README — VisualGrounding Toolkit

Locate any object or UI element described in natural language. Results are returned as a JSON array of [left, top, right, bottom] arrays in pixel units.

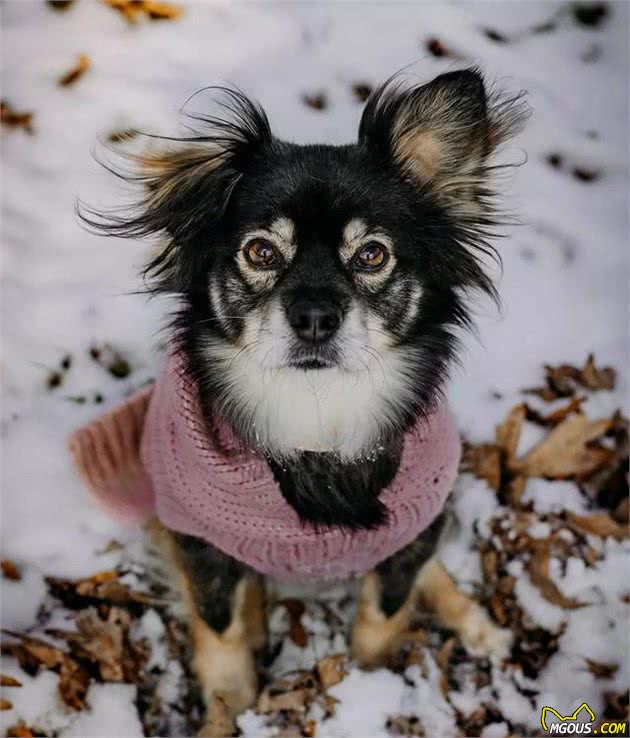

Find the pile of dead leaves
[[382, 355, 627, 737], [464, 354, 627, 521], [1, 570, 158, 734], [1, 562, 206, 738], [460, 355, 628, 726], [523, 353, 616, 401], [250, 655, 346, 738]]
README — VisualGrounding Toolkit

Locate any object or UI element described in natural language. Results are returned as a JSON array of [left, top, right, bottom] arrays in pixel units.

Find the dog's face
[[86, 69, 526, 458], [217, 151, 417, 376]]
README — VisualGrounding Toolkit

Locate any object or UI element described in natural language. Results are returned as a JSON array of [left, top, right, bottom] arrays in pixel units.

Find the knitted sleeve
[[68, 386, 156, 525]]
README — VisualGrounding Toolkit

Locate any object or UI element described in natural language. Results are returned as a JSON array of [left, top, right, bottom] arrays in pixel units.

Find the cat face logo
[[541, 703, 596, 734]]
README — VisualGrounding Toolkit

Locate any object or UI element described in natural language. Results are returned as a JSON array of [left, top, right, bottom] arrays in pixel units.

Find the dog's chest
[[266, 446, 401, 531]]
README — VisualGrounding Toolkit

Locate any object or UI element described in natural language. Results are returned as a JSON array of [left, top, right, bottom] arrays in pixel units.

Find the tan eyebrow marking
[[340, 218, 396, 291], [235, 216, 297, 291], [340, 218, 370, 263]]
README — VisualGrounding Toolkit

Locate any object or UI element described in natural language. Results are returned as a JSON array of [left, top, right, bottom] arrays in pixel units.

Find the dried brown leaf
[[103, 0, 183, 23], [144, 0, 183, 19], [525, 396, 586, 427], [256, 670, 319, 718], [6, 723, 41, 738], [1, 102, 34, 133], [510, 414, 612, 479], [386, 714, 426, 736], [566, 512, 629, 541], [527, 543, 584, 609], [315, 654, 346, 690], [1, 559, 22, 581], [545, 364, 580, 398], [524, 355, 616, 402], [88, 344, 132, 380], [489, 592, 509, 626], [257, 687, 310, 713], [50, 607, 146, 684], [302, 92, 327, 111], [1, 674, 22, 687], [458, 705, 505, 737], [46, 570, 153, 610], [505, 475, 527, 506], [1, 632, 65, 671], [58, 657, 90, 710], [282, 599, 308, 648], [465, 443, 502, 491], [496, 403, 526, 460], [426, 37, 450, 57], [351, 83, 372, 102], [585, 658, 618, 679], [480, 546, 498, 584], [436, 636, 456, 672], [78, 607, 137, 682], [497, 575, 516, 595], [47, 0, 76, 10], [580, 354, 616, 391], [58, 54, 91, 86], [523, 385, 559, 402]]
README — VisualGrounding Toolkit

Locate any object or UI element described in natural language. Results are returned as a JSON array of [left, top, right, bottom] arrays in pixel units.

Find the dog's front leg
[[351, 513, 511, 668], [169, 532, 267, 735], [350, 513, 445, 668]]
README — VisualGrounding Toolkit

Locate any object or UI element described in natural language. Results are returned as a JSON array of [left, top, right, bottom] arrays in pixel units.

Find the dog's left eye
[[244, 239, 279, 268], [353, 242, 388, 272]]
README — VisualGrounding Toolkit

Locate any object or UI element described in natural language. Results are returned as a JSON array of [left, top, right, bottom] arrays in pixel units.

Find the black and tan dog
[[80, 68, 527, 733]]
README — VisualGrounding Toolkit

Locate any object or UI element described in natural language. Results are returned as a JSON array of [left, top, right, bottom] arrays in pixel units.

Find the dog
[[78, 67, 528, 733]]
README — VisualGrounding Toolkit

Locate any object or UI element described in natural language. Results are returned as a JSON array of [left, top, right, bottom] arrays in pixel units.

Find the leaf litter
[[2, 355, 627, 736]]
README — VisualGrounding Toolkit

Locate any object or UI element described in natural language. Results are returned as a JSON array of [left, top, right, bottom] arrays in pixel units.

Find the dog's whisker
[[359, 345, 388, 385]]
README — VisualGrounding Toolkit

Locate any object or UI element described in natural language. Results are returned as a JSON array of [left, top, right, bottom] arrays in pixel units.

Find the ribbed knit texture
[[70, 352, 461, 580], [68, 386, 155, 524]]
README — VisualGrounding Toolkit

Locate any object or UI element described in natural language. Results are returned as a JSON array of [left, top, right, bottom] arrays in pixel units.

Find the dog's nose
[[287, 300, 343, 344]]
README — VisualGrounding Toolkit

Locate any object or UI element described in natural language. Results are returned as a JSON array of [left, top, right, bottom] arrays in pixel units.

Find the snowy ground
[[1, 1, 628, 737]]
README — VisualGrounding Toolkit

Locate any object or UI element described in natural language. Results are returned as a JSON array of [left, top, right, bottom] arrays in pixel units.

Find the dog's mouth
[[289, 358, 333, 370], [286, 343, 340, 370]]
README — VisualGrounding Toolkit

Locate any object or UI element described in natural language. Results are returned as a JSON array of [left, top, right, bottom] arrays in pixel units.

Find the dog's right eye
[[244, 239, 279, 268]]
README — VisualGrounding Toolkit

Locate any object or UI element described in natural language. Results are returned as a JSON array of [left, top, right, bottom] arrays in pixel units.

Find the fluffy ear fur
[[77, 88, 272, 293], [358, 69, 529, 220]]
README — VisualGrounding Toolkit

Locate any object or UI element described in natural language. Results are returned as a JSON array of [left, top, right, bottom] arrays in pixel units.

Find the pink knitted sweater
[[69, 353, 461, 580]]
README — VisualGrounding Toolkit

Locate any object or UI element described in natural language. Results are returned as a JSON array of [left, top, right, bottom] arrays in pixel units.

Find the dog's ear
[[78, 89, 271, 293], [358, 69, 527, 218]]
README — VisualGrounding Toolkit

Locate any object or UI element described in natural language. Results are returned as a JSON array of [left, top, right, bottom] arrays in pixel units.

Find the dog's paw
[[198, 693, 238, 737], [350, 572, 412, 669], [193, 635, 257, 728], [350, 613, 394, 668], [459, 603, 513, 661]]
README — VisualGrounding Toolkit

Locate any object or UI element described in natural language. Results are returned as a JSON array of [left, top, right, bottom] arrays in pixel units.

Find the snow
[[1, 1, 628, 737], [322, 669, 411, 738], [522, 478, 589, 514], [0, 562, 47, 630], [514, 574, 567, 632], [61, 684, 143, 738]]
